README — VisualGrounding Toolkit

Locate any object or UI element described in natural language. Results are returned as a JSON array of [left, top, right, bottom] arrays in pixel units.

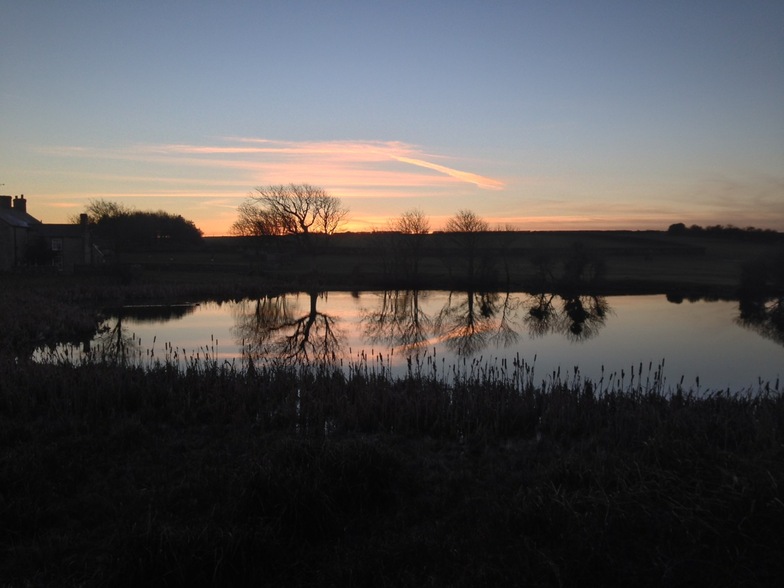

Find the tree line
[[70, 185, 500, 257], [231, 183, 498, 239], [668, 222, 783, 241], [72, 199, 203, 250]]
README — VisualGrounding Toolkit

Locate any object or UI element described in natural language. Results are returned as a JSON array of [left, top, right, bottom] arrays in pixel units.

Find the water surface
[[64, 291, 782, 393]]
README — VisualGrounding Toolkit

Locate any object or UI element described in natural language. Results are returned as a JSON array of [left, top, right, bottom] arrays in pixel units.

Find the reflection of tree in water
[[92, 316, 138, 364], [737, 297, 784, 347], [434, 291, 504, 357], [736, 251, 784, 346], [428, 290, 609, 356], [560, 295, 610, 342], [233, 292, 344, 364], [487, 291, 521, 347], [523, 293, 610, 341], [523, 292, 558, 338], [361, 290, 432, 355], [91, 305, 198, 364]]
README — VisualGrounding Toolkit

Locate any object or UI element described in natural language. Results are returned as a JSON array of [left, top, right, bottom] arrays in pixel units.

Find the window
[[51, 238, 63, 251]]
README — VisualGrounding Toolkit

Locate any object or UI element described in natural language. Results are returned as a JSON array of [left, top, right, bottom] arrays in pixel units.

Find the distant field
[[112, 230, 783, 297]]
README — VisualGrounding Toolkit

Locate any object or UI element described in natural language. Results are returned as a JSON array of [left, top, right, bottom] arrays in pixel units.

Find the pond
[[48, 291, 783, 394]]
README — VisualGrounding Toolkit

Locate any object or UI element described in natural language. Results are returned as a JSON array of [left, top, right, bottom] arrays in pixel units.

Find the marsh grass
[[2, 348, 783, 587]]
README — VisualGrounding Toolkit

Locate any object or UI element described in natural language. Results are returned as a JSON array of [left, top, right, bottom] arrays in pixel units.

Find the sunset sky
[[2, 1, 783, 235]]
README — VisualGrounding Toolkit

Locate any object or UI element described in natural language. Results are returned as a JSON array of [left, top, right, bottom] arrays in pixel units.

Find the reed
[[1, 349, 783, 586]]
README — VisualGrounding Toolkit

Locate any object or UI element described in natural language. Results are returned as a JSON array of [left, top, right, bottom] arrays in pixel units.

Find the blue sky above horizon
[[2, 0, 783, 235]]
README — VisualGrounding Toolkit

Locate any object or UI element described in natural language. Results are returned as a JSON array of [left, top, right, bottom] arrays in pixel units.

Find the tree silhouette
[[230, 200, 288, 237], [70, 198, 132, 224], [445, 209, 489, 234], [394, 208, 431, 235], [444, 209, 490, 285], [234, 184, 348, 250], [384, 209, 432, 282], [73, 199, 202, 250]]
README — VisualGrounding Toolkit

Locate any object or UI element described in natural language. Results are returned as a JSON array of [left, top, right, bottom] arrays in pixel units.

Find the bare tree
[[230, 200, 287, 237], [393, 208, 431, 235], [444, 209, 490, 284], [315, 191, 350, 235], [445, 209, 488, 233], [237, 184, 348, 239], [383, 209, 432, 282]]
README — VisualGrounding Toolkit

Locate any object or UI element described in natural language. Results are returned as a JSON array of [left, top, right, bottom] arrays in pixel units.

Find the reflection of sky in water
[[83, 293, 782, 393], [112, 302, 240, 363], [526, 296, 777, 393]]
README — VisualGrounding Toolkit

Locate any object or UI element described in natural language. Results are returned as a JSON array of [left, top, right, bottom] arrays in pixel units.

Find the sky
[[2, 0, 783, 235]]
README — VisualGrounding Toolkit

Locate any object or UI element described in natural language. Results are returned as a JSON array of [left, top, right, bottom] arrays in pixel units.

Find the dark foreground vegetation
[[2, 349, 783, 587], [2, 228, 783, 587]]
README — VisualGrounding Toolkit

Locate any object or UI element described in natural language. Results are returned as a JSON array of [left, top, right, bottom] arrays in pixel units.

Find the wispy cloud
[[33, 138, 509, 233], [392, 156, 504, 190], [141, 138, 505, 191], [39, 138, 505, 200]]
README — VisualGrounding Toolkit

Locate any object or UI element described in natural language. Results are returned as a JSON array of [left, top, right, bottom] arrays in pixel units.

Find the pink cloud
[[146, 138, 505, 191]]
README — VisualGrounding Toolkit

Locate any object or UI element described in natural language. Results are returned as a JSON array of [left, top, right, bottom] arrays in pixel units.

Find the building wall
[[53, 235, 91, 272], [0, 223, 11, 270], [0, 225, 30, 271]]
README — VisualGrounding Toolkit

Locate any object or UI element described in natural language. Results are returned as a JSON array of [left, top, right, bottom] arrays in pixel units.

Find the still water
[[70, 291, 782, 393]]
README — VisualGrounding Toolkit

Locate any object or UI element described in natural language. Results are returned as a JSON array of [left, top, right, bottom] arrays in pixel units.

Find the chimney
[[80, 213, 89, 227], [0, 195, 11, 209], [13, 194, 27, 213]]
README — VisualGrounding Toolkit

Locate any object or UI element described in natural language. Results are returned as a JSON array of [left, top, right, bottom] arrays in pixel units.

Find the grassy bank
[[2, 354, 783, 586]]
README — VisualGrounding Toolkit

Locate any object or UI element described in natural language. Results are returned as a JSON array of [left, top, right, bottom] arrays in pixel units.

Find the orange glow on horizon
[[27, 198, 772, 237], [21, 138, 784, 236]]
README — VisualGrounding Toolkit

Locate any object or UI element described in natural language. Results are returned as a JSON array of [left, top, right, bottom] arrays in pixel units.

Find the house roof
[[0, 208, 41, 228]]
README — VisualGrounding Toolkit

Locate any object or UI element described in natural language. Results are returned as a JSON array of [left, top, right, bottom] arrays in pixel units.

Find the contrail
[[393, 156, 504, 190]]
